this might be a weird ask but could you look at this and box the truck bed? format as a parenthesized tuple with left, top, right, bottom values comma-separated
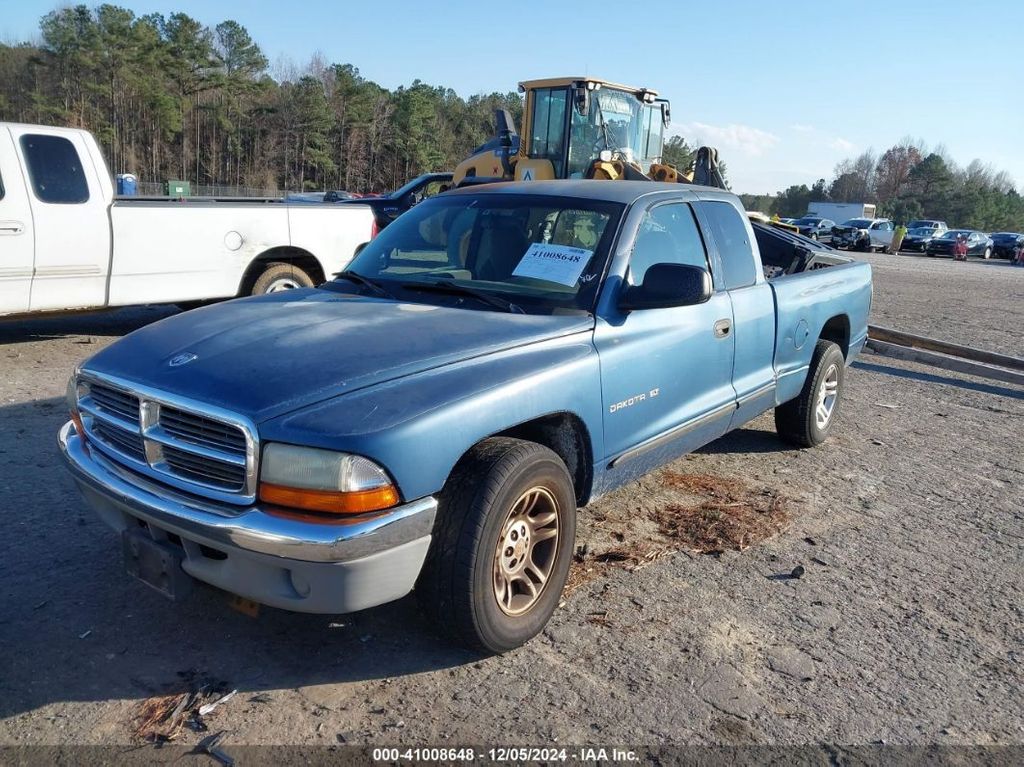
(767, 254, 873, 404)
(752, 221, 853, 279)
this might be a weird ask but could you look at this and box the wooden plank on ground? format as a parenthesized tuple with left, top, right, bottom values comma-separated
(868, 325, 1024, 372)
(865, 339, 1024, 387)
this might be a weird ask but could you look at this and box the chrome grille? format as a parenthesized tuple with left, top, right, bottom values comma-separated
(93, 422, 146, 461)
(162, 445, 247, 490)
(76, 372, 257, 505)
(160, 406, 247, 453)
(89, 383, 140, 425)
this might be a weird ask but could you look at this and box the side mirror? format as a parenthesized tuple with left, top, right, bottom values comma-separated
(657, 99, 672, 127)
(619, 263, 713, 311)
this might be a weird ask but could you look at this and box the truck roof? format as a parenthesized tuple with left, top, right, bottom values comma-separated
(1, 121, 90, 137)
(446, 179, 732, 205)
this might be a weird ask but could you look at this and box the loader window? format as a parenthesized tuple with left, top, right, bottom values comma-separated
(529, 88, 569, 176)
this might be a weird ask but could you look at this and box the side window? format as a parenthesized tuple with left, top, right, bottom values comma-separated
(20, 134, 90, 204)
(696, 200, 757, 289)
(628, 203, 709, 286)
(422, 180, 447, 199)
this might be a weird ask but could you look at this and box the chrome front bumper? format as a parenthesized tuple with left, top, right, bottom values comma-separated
(59, 421, 438, 613)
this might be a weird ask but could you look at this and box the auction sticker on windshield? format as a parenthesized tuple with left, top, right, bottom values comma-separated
(512, 243, 594, 287)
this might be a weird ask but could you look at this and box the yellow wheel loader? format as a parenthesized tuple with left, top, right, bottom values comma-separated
(453, 77, 726, 189)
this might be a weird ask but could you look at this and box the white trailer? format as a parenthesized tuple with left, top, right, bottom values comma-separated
(807, 201, 877, 225)
(0, 123, 376, 317)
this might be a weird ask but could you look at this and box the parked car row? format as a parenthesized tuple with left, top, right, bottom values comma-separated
(817, 213, 1020, 260)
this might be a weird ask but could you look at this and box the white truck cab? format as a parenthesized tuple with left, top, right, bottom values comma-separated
(0, 123, 375, 317)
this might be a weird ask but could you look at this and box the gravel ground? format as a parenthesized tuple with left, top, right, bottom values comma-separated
(0, 251, 1021, 752)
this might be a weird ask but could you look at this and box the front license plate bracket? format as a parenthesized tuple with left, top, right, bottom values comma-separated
(122, 528, 194, 602)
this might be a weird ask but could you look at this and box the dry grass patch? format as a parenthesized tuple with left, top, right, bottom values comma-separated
(653, 471, 790, 554)
(566, 471, 790, 595)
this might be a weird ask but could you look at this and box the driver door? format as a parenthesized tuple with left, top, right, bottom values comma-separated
(594, 201, 737, 482)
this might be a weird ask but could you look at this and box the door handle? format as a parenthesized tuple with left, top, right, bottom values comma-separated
(0, 221, 25, 235)
(713, 318, 732, 338)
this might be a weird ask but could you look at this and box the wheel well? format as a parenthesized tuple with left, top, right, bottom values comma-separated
(454, 413, 594, 506)
(238, 247, 325, 296)
(819, 314, 851, 358)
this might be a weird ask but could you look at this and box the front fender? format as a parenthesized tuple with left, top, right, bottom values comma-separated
(259, 332, 604, 502)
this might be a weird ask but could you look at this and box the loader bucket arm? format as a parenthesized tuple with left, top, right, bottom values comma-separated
(692, 146, 726, 189)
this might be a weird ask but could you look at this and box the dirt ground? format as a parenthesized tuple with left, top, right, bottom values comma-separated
(0, 251, 1021, 753)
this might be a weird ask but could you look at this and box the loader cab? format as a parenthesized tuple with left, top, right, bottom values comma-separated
(518, 78, 668, 181)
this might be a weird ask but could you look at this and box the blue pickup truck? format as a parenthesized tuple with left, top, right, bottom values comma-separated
(60, 181, 871, 653)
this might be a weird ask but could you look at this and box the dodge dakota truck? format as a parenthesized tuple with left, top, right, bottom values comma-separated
(59, 180, 872, 653)
(0, 123, 375, 317)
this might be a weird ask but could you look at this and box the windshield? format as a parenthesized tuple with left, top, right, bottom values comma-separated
(939, 230, 970, 240)
(794, 217, 822, 226)
(907, 220, 938, 229)
(388, 174, 444, 200)
(338, 194, 623, 313)
(907, 228, 935, 236)
(843, 218, 873, 228)
(566, 89, 663, 178)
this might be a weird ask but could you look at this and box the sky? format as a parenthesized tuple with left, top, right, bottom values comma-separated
(4, 0, 1024, 194)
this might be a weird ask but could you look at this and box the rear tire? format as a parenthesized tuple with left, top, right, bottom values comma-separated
(775, 340, 846, 448)
(251, 262, 315, 295)
(416, 438, 576, 654)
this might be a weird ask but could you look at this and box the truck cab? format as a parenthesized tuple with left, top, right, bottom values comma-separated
(0, 124, 113, 314)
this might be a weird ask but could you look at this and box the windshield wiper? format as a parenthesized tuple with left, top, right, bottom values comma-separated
(400, 280, 525, 314)
(333, 270, 396, 299)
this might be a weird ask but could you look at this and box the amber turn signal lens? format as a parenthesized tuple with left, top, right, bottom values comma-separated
(258, 482, 399, 515)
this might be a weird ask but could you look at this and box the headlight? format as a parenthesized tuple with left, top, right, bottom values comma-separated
(258, 443, 399, 515)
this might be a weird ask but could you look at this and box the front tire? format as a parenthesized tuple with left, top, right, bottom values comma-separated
(416, 438, 576, 653)
(982, 247, 991, 260)
(251, 262, 315, 295)
(775, 340, 846, 448)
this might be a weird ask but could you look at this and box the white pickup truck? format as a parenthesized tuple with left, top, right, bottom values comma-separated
(0, 123, 375, 317)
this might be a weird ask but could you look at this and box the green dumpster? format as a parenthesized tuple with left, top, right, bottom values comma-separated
(163, 180, 191, 196)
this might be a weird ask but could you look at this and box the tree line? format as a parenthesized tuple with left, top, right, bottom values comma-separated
(0, 5, 522, 194)
(4, 3, 1016, 230)
(740, 140, 1023, 231)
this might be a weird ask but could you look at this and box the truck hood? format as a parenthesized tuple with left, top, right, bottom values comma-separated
(82, 289, 594, 423)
